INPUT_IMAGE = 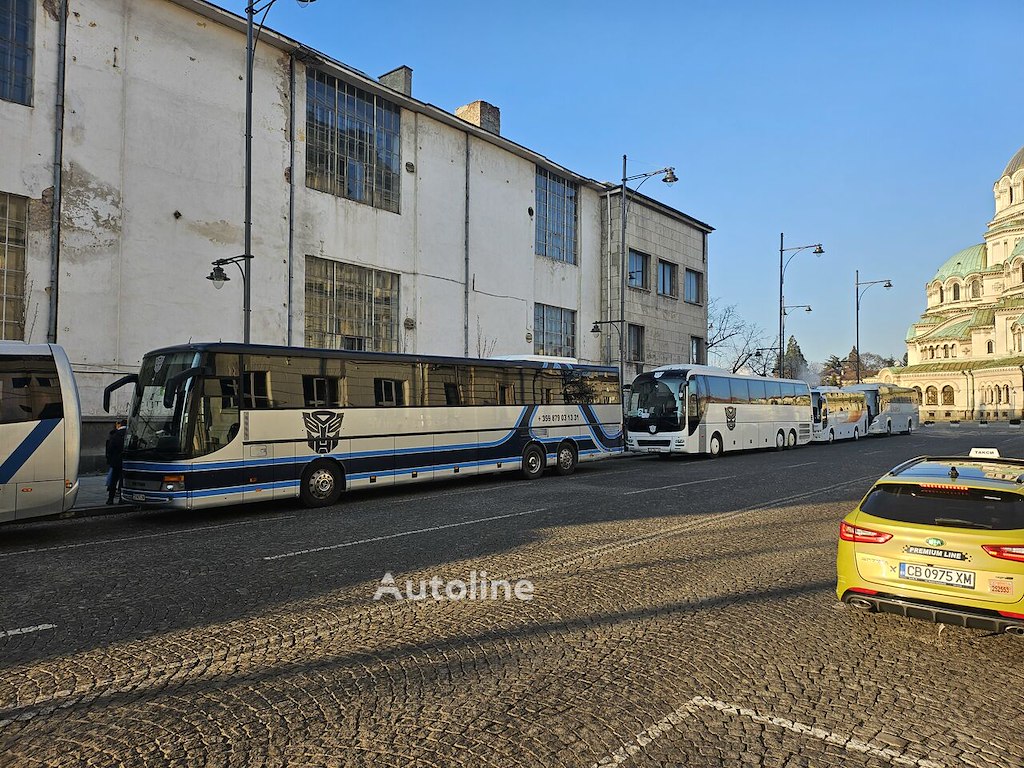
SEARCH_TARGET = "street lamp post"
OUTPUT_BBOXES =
[854,269,893,383]
[617,155,677,383]
[237,0,318,343]
[780,303,812,378]
[778,233,824,377]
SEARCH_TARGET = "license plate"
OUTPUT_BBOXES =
[899,562,975,589]
[647,448,661,454]
[130,492,147,502]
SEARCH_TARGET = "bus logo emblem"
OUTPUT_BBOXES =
[725,406,737,431]
[303,411,344,454]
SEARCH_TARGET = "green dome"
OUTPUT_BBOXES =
[932,244,986,282]
[1003,145,1024,178]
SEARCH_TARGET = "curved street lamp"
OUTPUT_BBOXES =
[780,303,812,377]
[855,270,893,383]
[778,233,824,378]
[236,0,318,342]
[613,155,677,383]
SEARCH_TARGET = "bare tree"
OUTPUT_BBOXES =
[707,297,774,373]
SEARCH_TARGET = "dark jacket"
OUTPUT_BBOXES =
[105,426,126,469]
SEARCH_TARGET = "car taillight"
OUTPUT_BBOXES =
[918,483,969,494]
[998,609,1024,620]
[982,545,1024,563]
[839,521,893,544]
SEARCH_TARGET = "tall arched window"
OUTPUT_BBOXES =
[941,385,955,405]
[939,286,944,303]
[953,284,960,301]
[1005,385,1011,403]
[988,340,995,354]
[951,344,957,358]
[972,280,981,298]
[913,386,923,402]
[925,386,938,406]
[943,345,949,358]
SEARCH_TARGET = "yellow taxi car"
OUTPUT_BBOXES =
[837,448,1024,635]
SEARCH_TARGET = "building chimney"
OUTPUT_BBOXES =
[455,100,500,135]
[379,65,412,96]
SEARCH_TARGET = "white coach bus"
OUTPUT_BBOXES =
[625,365,812,457]
[810,386,869,443]
[103,343,623,509]
[1,343,81,522]
[842,383,919,435]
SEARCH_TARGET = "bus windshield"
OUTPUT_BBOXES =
[627,373,685,420]
[126,350,201,457]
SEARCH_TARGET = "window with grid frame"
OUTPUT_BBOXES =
[628,249,650,290]
[0,0,33,106]
[533,303,576,357]
[684,268,703,304]
[304,256,399,352]
[627,324,645,362]
[658,259,678,297]
[305,69,401,213]
[535,167,578,264]
[0,192,27,340]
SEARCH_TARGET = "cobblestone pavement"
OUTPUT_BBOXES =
[1,425,1022,766]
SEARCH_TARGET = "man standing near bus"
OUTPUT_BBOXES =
[105,420,127,505]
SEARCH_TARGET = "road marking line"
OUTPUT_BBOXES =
[622,476,735,496]
[782,461,817,469]
[0,624,56,639]
[591,695,944,768]
[0,516,296,558]
[263,507,548,561]
[863,450,884,454]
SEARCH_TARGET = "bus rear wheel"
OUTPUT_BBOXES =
[787,429,797,448]
[300,460,343,508]
[554,441,578,476]
[709,433,723,457]
[521,444,546,480]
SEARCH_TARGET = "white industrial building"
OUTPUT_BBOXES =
[1,0,712,454]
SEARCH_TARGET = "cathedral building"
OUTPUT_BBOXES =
[880,144,1024,420]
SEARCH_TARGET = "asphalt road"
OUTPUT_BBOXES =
[1,424,1023,767]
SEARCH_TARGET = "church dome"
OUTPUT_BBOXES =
[1003,145,1024,178]
[931,244,986,282]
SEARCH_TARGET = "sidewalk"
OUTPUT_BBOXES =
[70,474,130,517]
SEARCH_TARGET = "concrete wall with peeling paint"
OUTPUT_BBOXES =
[2,0,710,421]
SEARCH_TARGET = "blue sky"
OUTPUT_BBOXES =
[219,0,1024,365]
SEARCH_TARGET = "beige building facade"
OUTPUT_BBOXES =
[880,144,1024,420]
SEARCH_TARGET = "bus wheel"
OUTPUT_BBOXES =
[787,429,798,448]
[775,430,786,451]
[853,428,860,441]
[828,429,835,444]
[521,444,546,480]
[709,433,723,457]
[300,460,343,507]
[906,420,913,435]
[886,421,892,436]
[555,441,578,476]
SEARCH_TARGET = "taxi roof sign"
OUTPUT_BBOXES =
[969,447,1001,458]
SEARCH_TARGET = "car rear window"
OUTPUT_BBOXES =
[861,483,1024,531]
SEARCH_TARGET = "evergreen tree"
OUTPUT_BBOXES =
[783,336,809,380]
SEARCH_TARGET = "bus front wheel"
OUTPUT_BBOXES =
[886,421,892,436]
[709,433,723,457]
[905,420,913,435]
[827,429,835,444]
[775,430,786,451]
[555,441,578,476]
[853,428,860,441]
[300,460,343,507]
[521,444,546,480]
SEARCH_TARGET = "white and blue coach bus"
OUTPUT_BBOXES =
[1,343,81,522]
[103,343,622,509]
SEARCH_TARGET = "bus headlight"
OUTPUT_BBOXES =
[162,474,185,492]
